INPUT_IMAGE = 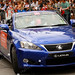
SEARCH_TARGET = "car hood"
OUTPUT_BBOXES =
[17,26,75,45]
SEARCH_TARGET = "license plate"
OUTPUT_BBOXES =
[49,52,73,58]
[53,54,70,58]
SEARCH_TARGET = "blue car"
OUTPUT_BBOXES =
[0,11,75,73]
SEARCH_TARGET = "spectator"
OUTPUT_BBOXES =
[0,1,1,23]
[17,1,21,11]
[5,2,9,11]
[0,2,6,23]
[32,6,36,11]
[46,1,50,10]
[57,0,62,9]
[24,1,29,11]
[39,0,43,10]
[60,0,70,24]
[6,2,14,20]
[12,2,17,13]
[54,0,58,9]
[41,3,47,11]
[72,0,75,19]
[0,1,6,11]
[17,2,25,12]
[31,0,39,9]
[50,0,55,10]
[0,2,1,7]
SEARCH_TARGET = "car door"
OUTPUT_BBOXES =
[0,26,12,57]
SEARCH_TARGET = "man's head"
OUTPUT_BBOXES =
[62,0,66,3]
[3,1,6,4]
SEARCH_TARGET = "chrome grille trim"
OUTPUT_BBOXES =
[41,42,74,52]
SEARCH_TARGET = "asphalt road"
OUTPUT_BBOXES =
[0,57,75,75]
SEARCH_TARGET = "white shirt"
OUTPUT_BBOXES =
[31,1,39,7]
[1,4,6,10]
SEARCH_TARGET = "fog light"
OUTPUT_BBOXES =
[23,59,29,63]
[38,60,41,62]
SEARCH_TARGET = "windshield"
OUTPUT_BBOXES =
[15,12,67,29]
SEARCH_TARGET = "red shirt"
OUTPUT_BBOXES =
[41,6,47,11]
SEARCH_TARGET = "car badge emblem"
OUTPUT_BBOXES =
[56,45,62,50]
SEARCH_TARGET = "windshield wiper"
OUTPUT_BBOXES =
[52,24,68,26]
[24,24,67,29]
[25,25,49,28]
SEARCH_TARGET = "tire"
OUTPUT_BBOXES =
[11,47,20,74]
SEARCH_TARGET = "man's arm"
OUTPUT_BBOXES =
[61,7,70,11]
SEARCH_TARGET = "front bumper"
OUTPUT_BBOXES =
[16,48,75,68]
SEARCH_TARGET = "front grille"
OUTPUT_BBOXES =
[46,57,75,65]
[44,43,73,52]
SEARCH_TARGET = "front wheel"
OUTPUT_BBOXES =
[11,47,20,74]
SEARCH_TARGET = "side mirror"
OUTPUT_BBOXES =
[0,24,9,31]
[70,19,75,27]
[72,23,75,27]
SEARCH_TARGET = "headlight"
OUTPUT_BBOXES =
[74,42,75,44]
[20,41,41,50]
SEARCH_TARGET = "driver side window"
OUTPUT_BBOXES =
[6,18,12,30]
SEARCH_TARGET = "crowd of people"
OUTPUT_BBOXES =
[0,0,75,24]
